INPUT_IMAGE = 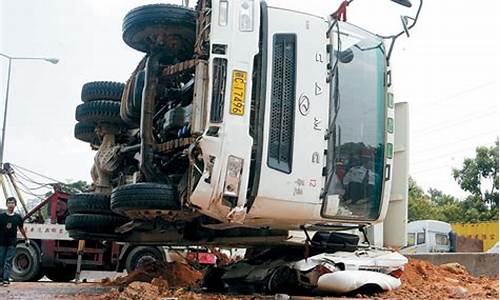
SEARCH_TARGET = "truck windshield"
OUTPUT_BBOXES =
[326,23,386,220]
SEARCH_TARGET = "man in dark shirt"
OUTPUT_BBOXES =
[0,197,29,286]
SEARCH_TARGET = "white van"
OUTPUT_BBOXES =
[401,220,453,254]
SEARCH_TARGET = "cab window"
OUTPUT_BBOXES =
[417,232,425,245]
[435,233,449,245]
[325,23,386,221]
[407,233,416,246]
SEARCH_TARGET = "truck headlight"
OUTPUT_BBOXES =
[223,156,244,197]
[219,0,229,27]
[239,0,254,32]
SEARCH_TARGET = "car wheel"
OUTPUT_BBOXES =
[122,4,197,56]
[266,266,297,294]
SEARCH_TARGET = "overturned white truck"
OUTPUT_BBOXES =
[67,0,421,294]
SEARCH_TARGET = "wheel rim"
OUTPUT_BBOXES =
[13,252,32,276]
[136,254,157,269]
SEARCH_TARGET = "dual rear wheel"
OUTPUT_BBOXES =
[66,193,128,240]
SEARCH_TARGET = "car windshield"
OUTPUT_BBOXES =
[325,23,386,220]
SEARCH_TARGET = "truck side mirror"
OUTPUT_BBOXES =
[391,0,412,7]
[335,48,354,64]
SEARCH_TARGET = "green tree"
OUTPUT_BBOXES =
[44,180,91,198]
[452,140,499,222]
[453,140,499,210]
[61,180,91,194]
[408,178,492,223]
[409,141,499,224]
[408,177,440,221]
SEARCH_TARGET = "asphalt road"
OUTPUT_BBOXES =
[0,282,112,300]
[0,271,122,300]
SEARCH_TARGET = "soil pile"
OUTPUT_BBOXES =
[101,261,203,288]
[379,259,499,299]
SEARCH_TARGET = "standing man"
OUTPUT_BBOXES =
[0,197,29,286]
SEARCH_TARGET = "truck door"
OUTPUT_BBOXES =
[323,22,390,222]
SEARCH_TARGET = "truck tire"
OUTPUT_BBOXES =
[122,70,144,128]
[67,193,111,215]
[125,246,164,273]
[81,81,125,102]
[75,100,123,125]
[74,123,101,145]
[11,244,42,282]
[45,266,76,282]
[110,183,180,216]
[65,214,128,234]
[67,230,120,241]
[122,4,196,56]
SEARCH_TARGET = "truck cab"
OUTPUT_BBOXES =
[190,1,394,229]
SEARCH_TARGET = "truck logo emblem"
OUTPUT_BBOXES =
[298,94,310,116]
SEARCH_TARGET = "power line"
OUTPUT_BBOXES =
[412,106,497,135]
[10,163,64,184]
[411,146,481,165]
[411,164,456,175]
[13,167,53,187]
[412,131,498,155]
[413,111,497,138]
[10,174,47,200]
[412,81,496,108]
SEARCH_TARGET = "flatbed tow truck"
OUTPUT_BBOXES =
[0,163,215,282]
[66,0,422,295]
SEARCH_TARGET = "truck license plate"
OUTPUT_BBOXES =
[230,70,247,116]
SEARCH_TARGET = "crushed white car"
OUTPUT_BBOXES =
[203,233,407,295]
[296,250,407,294]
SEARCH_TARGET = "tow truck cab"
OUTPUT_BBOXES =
[190,0,395,229]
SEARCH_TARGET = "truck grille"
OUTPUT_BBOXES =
[267,34,296,173]
[210,58,227,123]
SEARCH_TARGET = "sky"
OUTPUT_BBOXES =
[0,0,498,205]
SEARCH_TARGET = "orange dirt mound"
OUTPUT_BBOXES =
[102,261,203,288]
[379,259,499,299]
